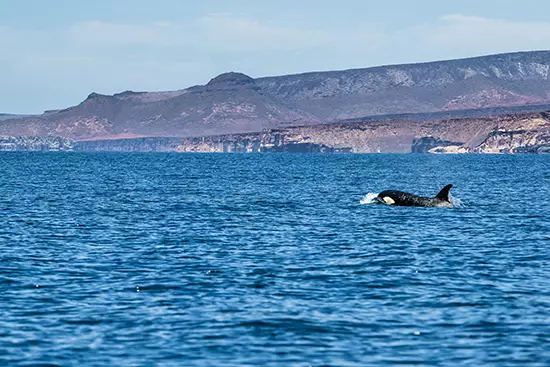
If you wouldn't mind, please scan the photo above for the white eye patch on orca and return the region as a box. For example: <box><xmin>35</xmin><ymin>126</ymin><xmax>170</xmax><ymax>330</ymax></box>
<box><xmin>382</xmin><ymin>196</ymin><xmax>395</xmax><ymax>205</ymax></box>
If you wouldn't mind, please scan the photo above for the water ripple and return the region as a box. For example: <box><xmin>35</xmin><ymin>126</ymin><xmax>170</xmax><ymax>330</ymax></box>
<box><xmin>0</xmin><ymin>153</ymin><xmax>549</xmax><ymax>366</ymax></box>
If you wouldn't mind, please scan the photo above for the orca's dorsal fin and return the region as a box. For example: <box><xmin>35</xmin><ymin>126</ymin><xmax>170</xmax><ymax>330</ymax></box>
<box><xmin>435</xmin><ymin>184</ymin><xmax>453</xmax><ymax>201</ymax></box>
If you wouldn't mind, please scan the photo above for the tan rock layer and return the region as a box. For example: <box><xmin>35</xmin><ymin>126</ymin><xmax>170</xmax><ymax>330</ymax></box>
<box><xmin>176</xmin><ymin>111</ymin><xmax>550</xmax><ymax>153</ymax></box>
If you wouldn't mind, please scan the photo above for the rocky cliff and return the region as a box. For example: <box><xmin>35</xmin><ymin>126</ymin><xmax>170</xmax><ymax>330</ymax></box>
<box><xmin>177</xmin><ymin>130</ymin><xmax>345</xmax><ymax>153</ymax></box>
<box><xmin>3</xmin><ymin>110</ymin><xmax>550</xmax><ymax>153</ymax></box>
<box><xmin>474</xmin><ymin>129</ymin><xmax>550</xmax><ymax>153</ymax></box>
<box><xmin>1</xmin><ymin>51</ymin><xmax>550</xmax><ymax>140</ymax></box>
<box><xmin>175</xmin><ymin>110</ymin><xmax>550</xmax><ymax>154</ymax></box>
<box><xmin>0</xmin><ymin>136</ymin><xmax>73</xmax><ymax>151</ymax></box>
<box><xmin>74</xmin><ymin>137</ymin><xmax>183</xmax><ymax>152</ymax></box>
<box><xmin>411</xmin><ymin>136</ymin><xmax>465</xmax><ymax>153</ymax></box>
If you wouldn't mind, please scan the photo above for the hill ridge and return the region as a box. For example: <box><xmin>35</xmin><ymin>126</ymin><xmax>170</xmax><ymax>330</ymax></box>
<box><xmin>1</xmin><ymin>50</ymin><xmax>549</xmax><ymax>140</ymax></box>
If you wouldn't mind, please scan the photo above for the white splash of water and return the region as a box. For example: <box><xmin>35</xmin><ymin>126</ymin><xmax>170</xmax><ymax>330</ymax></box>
<box><xmin>449</xmin><ymin>194</ymin><xmax>464</xmax><ymax>208</ymax></box>
<box><xmin>360</xmin><ymin>192</ymin><xmax>380</xmax><ymax>205</ymax></box>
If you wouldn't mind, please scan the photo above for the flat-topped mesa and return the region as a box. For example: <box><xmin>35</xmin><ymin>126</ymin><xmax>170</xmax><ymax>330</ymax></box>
<box><xmin>86</xmin><ymin>91</ymin><xmax>146</xmax><ymax>101</ymax></box>
<box><xmin>113</xmin><ymin>90</ymin><xmax>145</xmax><ymax>98</ymax></box>
<box><xmin>86</xmin><ymin>92</ymin><xmax>110</xmax><ymax>100</ymax></box>
<box><xmin>206</xmin><ymin>72</ymin><xmax>256</xmax><ymax>87</ymax></box>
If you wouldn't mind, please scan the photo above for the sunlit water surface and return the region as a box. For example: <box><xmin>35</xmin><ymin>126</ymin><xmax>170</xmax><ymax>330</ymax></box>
<box><xmin>1</xmin><ymin>153</ymin><xmax>549</xmax><ymax>366</ymax></box>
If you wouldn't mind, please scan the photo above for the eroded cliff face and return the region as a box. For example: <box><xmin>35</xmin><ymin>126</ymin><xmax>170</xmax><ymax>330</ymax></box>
<box><xmin>0</xmin><ymin>136</ymin><xmax>73</xmax><ymax>151</ymax></box>
<box><xmin>3</xmin><ymin>111</ymin><xmax>549</xmax><ymax>153</ymax></box>
<box><xmin>411</xmin><ymin>137</ymin><xmax>465</xmax><ymax>153</ymax></box>
<box><xmin>74</xmin><ymin>137</ymin><xmax>183</xmax><ymax>152</ymax></box>
<box><xmin>176</xmin><ymin>111</ymin><xmax>550</xmax><ymax>153</ymax></box>
<box><xmin>177</xmin><ymin>130</ymin><xmax>345</xmax><ymax>153</ymax></box>
<box><xmin>415</xmin><ymin>113</ymin><xmax>550</xmax><ymax>153</ymax></box>
<box><xmin>474</xmin><ymin>129</ymin><xmax>550</xmax><ymax>153</ymax></box>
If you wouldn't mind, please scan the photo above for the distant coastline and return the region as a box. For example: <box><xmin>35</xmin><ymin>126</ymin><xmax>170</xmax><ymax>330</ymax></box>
<box><xmin>2</xmin><ymin>50</ymin><xmax>550</xmax><ymax>152</ymax></box>
<box><xmin>2</xmin><ymin>108</ymin><xmax>550</xmax><ymax>154</ymax></box>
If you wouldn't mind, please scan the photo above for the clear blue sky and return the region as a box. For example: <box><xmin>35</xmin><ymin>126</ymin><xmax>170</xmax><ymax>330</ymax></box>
<box><xmin>2</xmin><ymin>0</ymin><xmax>550</xmax><ymax>113</ymax></box>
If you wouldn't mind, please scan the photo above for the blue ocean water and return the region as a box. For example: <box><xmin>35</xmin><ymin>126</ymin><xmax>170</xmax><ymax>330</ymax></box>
<box><xmin>0</xmin><ymin>152</ymin><xmax>549</xmax><ymax>367</ymax></box>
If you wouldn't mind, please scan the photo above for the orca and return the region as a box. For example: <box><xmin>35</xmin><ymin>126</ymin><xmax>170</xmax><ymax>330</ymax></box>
<box><xmin>376</xmin><ymin>184</ymin><xmax>454</xmax><ymax>207</ymax></box>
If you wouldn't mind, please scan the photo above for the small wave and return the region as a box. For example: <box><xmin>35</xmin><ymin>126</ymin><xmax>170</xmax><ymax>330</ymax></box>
<box><xmin>360</xmin><ymin>192</ymin><xmax>380</xmax><ymax>205</ymax></box>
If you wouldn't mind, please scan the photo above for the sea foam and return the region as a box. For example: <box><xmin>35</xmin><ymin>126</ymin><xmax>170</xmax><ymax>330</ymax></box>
<box><xmin>360</xmin><ymin>192</ymin><xmax>380</xmax><ymax>205</ymax></box>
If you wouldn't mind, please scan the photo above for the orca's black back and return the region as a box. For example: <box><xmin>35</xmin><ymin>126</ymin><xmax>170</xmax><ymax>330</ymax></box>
<box><xmin>378</xmin><ymin>190</ymin><xmax>433</xmax><ymax>206</ymax></box>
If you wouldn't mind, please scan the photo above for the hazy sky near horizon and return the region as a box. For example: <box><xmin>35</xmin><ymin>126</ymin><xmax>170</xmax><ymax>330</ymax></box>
<box><xmin>2</xmin><ymin>0</ymin><xmax>550</xmax><ymax>113</ymax></box>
